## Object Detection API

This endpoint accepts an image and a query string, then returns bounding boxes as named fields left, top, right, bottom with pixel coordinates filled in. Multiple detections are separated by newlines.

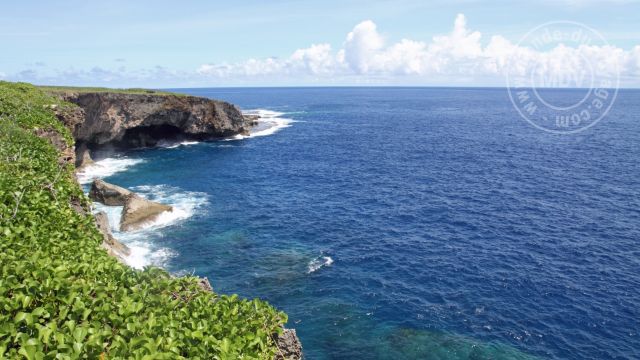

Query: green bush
left=0, top=82, right=286, bottom=359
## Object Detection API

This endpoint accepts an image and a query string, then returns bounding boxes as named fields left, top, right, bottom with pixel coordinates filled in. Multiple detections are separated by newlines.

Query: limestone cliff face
left=54, top=92, right=248, bottom=148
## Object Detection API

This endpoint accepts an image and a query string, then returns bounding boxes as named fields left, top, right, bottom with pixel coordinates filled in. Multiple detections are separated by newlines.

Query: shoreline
left=75, top=108, right=294, bottom=269
left=0, top=81, right=301, bottom=359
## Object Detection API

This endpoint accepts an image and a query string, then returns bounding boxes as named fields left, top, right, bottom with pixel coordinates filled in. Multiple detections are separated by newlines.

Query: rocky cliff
left=51, top=91, right=249, bottom=149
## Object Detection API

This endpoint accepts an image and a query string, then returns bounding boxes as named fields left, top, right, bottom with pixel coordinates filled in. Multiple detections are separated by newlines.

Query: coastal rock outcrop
left=198, top=277, right=214, bottom=292
left=89, top=179, right=132, bottom=206
left=275, top=328, right=303, bottom=360
left=52, top=91, right=250, bottom=149
left=40, top=103, right=86, bottom=167
left=120, top=194, right=173, bottom=231
left=94, top=211, right=130, bottom=260
left=52, top=102, right=85, bottom=131
left=89, top=179, right=173, bottom=231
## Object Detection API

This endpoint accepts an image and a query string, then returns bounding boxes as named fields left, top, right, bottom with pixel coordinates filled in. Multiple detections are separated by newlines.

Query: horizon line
left=25, top=82, right=640, bottom=91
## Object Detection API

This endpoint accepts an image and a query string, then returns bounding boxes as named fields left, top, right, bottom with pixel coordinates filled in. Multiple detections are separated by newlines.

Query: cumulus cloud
left=290, top=43, right=339, bottom=75
left=196, top=14, right=640, bottom=85
left=343, top=20, right=385, bottom=73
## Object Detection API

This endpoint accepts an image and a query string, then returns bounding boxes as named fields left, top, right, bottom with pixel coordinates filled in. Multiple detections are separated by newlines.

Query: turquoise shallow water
left=91, top=88, right=640, bottom=359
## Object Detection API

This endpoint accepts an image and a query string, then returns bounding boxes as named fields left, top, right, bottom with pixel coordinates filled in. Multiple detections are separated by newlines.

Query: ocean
left=79, top=87, right=640, bottom=359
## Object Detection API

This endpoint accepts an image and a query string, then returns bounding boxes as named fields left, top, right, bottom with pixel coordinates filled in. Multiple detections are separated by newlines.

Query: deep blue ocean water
left=98, top=88, right=640, bottom=359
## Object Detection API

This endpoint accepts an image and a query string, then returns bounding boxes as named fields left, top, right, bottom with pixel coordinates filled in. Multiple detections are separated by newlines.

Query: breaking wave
left=228, top=109, right=296, bottom=140
left=308, top=255, right=334, bottom=273
left=77, top=157, right=143, bottom=185
left=157, top=140, right=201, bottom=149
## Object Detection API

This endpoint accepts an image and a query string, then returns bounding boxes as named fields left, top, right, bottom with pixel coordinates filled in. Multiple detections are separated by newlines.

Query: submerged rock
left=94, top=211, right=130, bottom=260
left=274, top=328, right=303, bottom=360
left=89, top=179, right=132, bottom=206
left=120, top=194, right=173, bottom=231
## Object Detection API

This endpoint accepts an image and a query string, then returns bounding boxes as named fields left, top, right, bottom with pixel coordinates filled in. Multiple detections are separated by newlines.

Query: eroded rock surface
left=89, top=179, right=132, bottom=206
left=198, top=277, right=214, bottom=292
left=53, top=92, right=249, bottom=148
left=120, top=194, right=173, bottom=231
left=275, top=328, right=303, bottom=360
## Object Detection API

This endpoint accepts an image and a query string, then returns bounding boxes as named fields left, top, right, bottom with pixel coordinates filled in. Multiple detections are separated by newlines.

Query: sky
left=1, top=0, right=639, bottom=88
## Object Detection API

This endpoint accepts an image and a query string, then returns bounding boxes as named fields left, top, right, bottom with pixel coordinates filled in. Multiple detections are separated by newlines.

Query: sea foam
left=228, top=109, right=296, bottom=140
left=157, top=140, right=201, bottom=149
left=77, top=157, right=143, bottom=184
left=93, top=184, right=208, bottom=269
left=128, top=184, right=208, bottom=230
left=308, top=256, right=334, bottom=273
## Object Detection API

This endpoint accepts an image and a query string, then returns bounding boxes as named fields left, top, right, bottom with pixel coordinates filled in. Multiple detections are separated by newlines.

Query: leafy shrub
left=0, top=82, right=286, bottom=359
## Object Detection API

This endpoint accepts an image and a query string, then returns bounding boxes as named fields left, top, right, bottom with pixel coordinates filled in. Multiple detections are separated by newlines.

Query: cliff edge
left=49, top=90, right=249, bottom=149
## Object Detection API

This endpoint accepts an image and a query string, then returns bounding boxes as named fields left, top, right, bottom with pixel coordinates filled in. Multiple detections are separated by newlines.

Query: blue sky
left=1, top=0, right=639, bottom=87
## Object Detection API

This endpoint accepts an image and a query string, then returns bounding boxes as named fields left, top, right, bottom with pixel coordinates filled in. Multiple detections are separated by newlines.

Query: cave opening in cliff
left=120, top=124, right=189, bottom=148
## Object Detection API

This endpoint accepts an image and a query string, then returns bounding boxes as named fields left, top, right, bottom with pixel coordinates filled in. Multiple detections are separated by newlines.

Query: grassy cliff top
left=39, top=85, right=184, bottom=96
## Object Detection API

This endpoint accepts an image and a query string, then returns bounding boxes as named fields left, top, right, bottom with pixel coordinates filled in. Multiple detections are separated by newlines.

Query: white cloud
left=430, top=14, right=483, bottom=59
left=195, top=14, right=640, bottom=85
left=621, top=45, right=640, bottom=77
left=342, top=20, right=385, bottom=73
left=290, top=43, right=340, bottom=75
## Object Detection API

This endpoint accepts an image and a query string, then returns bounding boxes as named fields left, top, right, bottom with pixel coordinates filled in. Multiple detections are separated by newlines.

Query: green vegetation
left=0, top=82, right=286, bottom=359
left=39, top=85, right=183, bottom=97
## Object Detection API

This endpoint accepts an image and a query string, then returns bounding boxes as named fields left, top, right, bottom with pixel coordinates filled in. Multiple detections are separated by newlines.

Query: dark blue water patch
left=104, top=87, right=640, bottom=359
